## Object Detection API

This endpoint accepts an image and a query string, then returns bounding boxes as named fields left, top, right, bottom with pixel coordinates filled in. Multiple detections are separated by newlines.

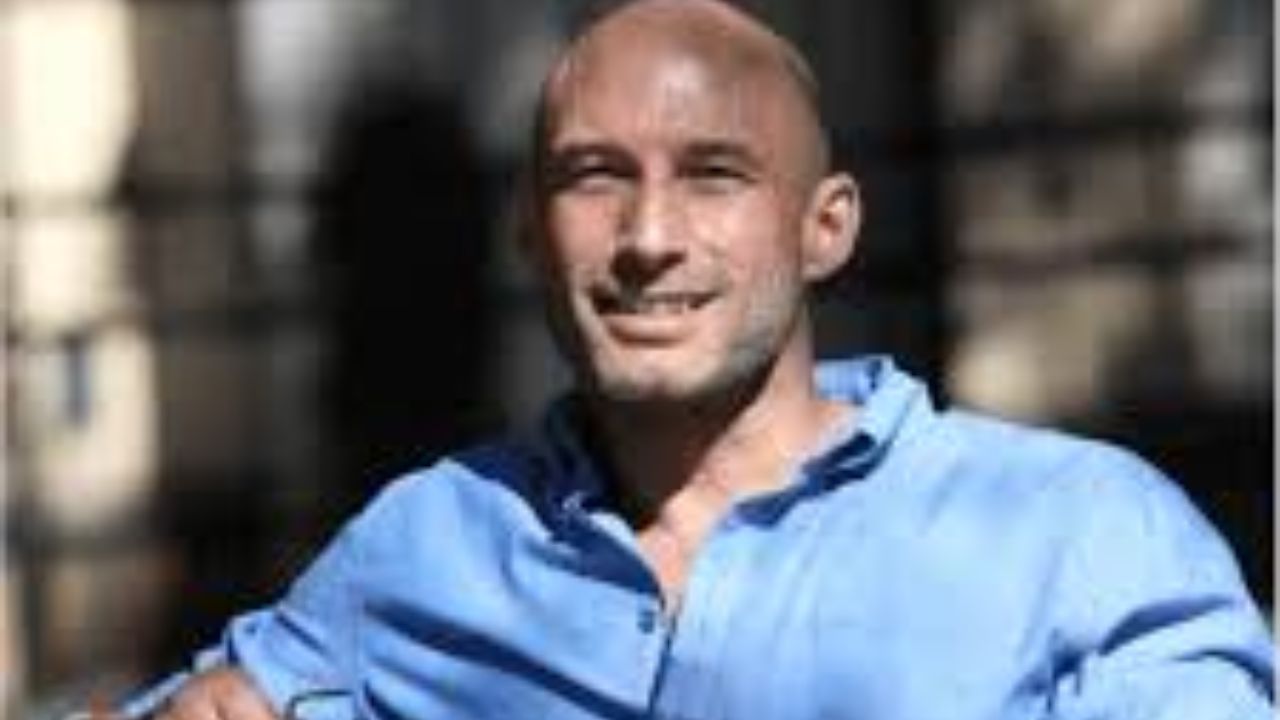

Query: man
left=125, top=1, right=1274, bottom=718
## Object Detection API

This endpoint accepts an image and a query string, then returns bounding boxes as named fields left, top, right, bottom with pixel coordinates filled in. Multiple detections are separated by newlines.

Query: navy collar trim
left=804, top=355, right=929, bottom=484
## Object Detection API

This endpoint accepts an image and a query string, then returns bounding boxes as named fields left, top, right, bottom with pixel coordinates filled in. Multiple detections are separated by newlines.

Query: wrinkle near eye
left=677, top=141, right=761, bottom=195
left=546, top=143, right=637, bottom=193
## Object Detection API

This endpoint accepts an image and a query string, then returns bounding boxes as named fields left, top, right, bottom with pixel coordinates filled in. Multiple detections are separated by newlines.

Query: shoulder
left=883, top=408, right=1215, bottom=549
left=931, top=409, right=1171, bottom=499
left=878, top=408, right=1271, bottom=693
left=929, top=409, right=1238, bottom=579
left=343, top=435, right=552, bottom=553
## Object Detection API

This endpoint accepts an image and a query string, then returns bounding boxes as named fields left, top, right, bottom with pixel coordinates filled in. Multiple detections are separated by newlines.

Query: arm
left=1049, top=449, right=1273, bottom=718
left=120, top=521, right=362, bottom=720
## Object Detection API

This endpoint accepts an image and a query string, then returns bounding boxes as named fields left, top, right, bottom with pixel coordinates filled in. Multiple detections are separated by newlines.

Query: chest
left=351, top=497, right=1061, bottom=720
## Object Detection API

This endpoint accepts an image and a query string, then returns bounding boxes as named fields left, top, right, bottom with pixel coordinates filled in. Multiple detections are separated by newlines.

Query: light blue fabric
left=124, top=356, right=1274, bottom=719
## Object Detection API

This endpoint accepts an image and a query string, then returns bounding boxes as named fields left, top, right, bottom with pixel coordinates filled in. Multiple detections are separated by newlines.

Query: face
left=530, top=32, right=850, bottom=405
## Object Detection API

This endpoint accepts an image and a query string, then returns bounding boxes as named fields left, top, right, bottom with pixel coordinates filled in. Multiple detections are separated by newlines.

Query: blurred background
left=1, top=0, right=1272, bottom=716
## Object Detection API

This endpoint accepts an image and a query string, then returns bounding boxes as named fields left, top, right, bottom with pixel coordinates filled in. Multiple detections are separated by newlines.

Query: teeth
left=632, top=296, right=689, bottom=313
left=608, top=294, right=699, bottom=314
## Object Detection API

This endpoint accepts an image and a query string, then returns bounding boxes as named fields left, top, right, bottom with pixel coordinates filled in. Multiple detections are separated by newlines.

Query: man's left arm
left=1048, top=448, right=1273, bottom=718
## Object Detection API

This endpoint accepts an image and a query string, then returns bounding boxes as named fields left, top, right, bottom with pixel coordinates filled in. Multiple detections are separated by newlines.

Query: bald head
left=521, top=0, right=861, bottom=408
left=535, top=0, right=831, bottom=184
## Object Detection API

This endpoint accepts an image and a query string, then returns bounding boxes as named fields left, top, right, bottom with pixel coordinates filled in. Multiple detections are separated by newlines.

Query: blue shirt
left=126, top=356, right=1273, bottom=719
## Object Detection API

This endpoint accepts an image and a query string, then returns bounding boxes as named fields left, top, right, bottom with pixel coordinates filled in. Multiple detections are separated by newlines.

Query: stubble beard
left=553, top=269, right=807, bottom=412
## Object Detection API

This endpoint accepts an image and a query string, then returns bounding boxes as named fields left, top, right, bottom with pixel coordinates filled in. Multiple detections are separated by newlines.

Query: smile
left=593, top=290, right=715, bottom=316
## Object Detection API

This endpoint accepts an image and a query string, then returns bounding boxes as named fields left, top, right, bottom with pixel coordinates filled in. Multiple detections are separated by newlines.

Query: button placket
left=637, top=603, right=662, bottom=634
left=646, top=522, right=750, bottom=719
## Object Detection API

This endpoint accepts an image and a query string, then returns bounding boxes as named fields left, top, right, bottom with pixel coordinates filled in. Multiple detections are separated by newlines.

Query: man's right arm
left=120, top=515, right=365, bottom=720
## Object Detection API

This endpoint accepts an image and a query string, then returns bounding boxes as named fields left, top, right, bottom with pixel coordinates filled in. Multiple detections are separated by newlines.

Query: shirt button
left=637, top=606, right=661, bottom=633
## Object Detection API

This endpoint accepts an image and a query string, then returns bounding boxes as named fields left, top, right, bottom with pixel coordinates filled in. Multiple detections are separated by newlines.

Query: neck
left=583, top=342, right=850, bottom=530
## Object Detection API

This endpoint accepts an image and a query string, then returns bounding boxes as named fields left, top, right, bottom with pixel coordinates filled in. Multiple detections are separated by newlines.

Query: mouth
left=592, top=289, right=716, bottom=316
left=587, top=287, right=717, bottom=344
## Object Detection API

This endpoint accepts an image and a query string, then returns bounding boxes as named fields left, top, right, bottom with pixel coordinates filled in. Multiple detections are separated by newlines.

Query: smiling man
left=125, top=2, right=1273, bottom=719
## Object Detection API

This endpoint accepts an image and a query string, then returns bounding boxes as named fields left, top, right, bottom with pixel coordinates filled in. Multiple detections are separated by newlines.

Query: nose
left=614, top=180, right=685, bottom=281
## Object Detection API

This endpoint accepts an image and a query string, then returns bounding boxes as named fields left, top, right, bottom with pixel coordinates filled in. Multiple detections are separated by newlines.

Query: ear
left=801, top=172, right=860, bottom=282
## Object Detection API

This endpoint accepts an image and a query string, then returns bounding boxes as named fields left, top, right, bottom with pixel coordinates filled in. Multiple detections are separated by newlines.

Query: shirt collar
left=804, top=355, right=931, bottom=484
left=532, top=354, right=933, bottom=513
left=534, top=394, right=609, bottom=514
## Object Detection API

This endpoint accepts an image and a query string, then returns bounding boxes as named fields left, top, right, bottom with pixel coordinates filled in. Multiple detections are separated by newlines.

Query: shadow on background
left=137, top=82, right=495, bottom=672
left=314, top=79, right=495, bottom=518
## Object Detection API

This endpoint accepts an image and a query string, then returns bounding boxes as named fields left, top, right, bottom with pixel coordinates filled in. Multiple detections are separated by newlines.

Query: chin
left=586, top=355, right=760, bottom=408
left=569, top=324, right=788, bottom=407
left=590, top=371, right=694, bottom=404
left=580, top=357, right=700, bottom=403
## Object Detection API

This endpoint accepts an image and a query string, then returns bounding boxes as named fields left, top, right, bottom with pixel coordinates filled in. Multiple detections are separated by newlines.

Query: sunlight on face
left=533, top=22, right=826, bottom=405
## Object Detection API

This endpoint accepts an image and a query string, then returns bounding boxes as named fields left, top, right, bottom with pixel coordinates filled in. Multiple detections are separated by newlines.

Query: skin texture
left=148, top=1, right=861, bottom=715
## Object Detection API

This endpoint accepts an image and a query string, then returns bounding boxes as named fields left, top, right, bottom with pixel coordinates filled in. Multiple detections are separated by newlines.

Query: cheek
left=546, top=204, right=615, bottom=273
left=699, top=200, right=803, bottom=279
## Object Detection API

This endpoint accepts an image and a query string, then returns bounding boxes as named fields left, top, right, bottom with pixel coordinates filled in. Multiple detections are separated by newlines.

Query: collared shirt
left=125, top=356, right=1274, bottom=719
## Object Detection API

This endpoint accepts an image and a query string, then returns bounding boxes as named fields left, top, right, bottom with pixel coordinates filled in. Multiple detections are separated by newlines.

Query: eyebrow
left=545, top=140, right=626, bottom=163
left=679, top=140, right=763, bottom=170
left=540, top=141, right=632, bottom=178
left=544, top=138, right=764, bottom=168
left=535, top=141, right=631, bottom=192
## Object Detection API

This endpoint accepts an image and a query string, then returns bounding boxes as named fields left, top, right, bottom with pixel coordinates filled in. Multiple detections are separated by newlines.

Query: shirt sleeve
left=1048, top=447, right=1274, bottom=718
left=118, top=520, right=363, bottom=720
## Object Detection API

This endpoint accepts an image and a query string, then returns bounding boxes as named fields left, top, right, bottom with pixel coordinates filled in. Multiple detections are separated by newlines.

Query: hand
left=155, top=666, right=278, bottom=720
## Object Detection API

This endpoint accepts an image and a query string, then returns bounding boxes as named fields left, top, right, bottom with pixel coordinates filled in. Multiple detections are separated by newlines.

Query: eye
left=545, top=149, right=633, bottom=194
left=565, top=162, right=625, bottom=190
left=678, top=143, right=759, bottom=194
left=684, top=161, right=751, bottom=193
left=691, top=162, right=743, bottom=179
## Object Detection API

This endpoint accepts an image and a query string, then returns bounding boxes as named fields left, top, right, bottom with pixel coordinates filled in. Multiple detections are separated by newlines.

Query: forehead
left=544, top=31, right=805, bottom=158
